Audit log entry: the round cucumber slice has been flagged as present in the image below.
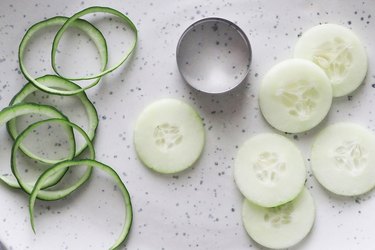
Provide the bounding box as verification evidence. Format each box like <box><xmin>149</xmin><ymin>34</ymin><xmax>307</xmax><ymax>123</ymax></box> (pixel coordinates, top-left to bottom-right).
<box><xmin>134</xmin><ymin>98</ymin><xmax>205</xmax><ymax>174</ymax></box>
<box><xmin>294</xmin><ymin>24</ymin><xmax>367</xmax><ymax>97</ymax></box>
<box><xmin>259</xmin><ymin>59</ymin><xmax>332</xmax><ymax>133</ymax></box>
<box><xmin>242</xmin><ymin>187</ymin><xmax>315</xmax><ymax>249</ymax></box>
<box><xmin>234</xmin><ymin>133</ymin><xmax>306</xmax><ymax>207</ymax></box>
<box><xmin>311</xmin><ymin>122</ymin><xmax>375</xmax><ymax>196</ymax></box>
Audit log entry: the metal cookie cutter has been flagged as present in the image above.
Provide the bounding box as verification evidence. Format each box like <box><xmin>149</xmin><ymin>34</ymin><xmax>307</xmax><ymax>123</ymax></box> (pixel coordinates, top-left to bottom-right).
<box><xmin>176</xmin><ymin>17</ymin><xmax>252</xmax><ymax>94</ymax></box>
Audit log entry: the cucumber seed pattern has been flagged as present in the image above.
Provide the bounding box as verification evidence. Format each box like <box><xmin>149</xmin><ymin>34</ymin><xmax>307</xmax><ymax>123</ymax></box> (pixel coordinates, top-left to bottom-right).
<box><xmin>334</xmin><ymin>140</ymin><xmax>367</xmax><ymax>175</ymax></box>
<box><xmin>253</xmin><ymin>152</ymin><xmax>286</xmax><ymax>185</ymax></box>
<box><xmin>154</xmin><ymin>123</ymin><xmax>183</xmax><ymax>150</ymax></box>
<box><xmin>312</xmin><ymin>37</ymin><xmax>353</xmax><ymax>85</ymax></box>
<box><xmin>263</xmin><ymin>202</ymin><xmax>294</xmax><ymax>227</ymax></box>
<box><xmin>276</xmin><ymin>81</ymin><xmax>319</xmax><ymax>120</ymax></box>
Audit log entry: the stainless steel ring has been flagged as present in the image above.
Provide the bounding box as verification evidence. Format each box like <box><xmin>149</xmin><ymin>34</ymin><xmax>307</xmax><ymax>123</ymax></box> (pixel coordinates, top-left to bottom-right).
<box><xmin>176</xmin><ymin>17</ymin><xmax>252</xmax><ymax>94</ymax></box>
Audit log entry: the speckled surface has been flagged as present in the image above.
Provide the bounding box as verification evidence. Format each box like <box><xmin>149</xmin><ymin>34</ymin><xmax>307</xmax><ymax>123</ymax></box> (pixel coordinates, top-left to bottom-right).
<box><xmin>0</xmin><ymin>0</ymin><xmax>374</xmax><ymax>249</ymax></box>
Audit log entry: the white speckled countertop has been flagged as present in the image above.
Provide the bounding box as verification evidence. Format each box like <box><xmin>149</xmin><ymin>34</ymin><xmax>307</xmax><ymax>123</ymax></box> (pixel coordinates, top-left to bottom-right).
<box><xmin>0</xmin><ymin>0</ymin><xmax>374</xmax><ymax>249</ymax></box>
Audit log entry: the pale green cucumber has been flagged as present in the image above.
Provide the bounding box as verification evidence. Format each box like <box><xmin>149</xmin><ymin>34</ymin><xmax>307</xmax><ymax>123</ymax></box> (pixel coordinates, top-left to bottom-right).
<box><xmin>259</xmin><ymin>58</ymin><xmax>332</xmax><ymax>133</ymax></box>
<box><xmin>134</xmin><ymin>98</ymin><xmax>205</xmax><ymax>174</ymax></box>
<box><xmin>234</xmin><ymin>133</ymin><xmax>306</xmax><ymax>207</ymax></box>
<box><xmin>311</xmin><ymin>122</ymin><xmax>375</xmax><ymax>196</ymax></box>
<box><xmin>242</xmin><ymin>188</ymin><xmax>315</xmax><ymax>249</ymax></box>
<box><xmin>294</xmin><ymin>24</ymin><xmax>367</xmax><ymax>97</ymax></box>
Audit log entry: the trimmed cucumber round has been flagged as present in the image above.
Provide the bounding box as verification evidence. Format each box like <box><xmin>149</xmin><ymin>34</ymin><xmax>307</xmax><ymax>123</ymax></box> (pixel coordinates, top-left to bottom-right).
<box><xmin>259</xmin><ymin>59</ymin><xmax>332</xmax><ymax>133</ymax></box>
<box><xmin>294</xmin><ymin>24</ymin><xmax>367</xmax><ymax>97</ymax></box>
<box><xmin>29</xmin><ymin>159</ymin><xmax>132</xmax><ymax>250</ymax></box>
<box><xmin>8</xmin><ymin>75</ymin><xmax>99</xmax><ymax>157</ymax></box>
<box><xmin>311</xmin><ymin>122</ymin><xmax>375</xmax><ymax>196</ymax></box>
<box><xmin>234</xmin><ymin>133</ymin><xmax>306</xmax><ymax>207</ymax></box>
<box><xmin>19</xmin><ymin>16</ymin><xmax>108</xmax><ymax>95</ymax></box>
<box><xmin>242</xmin><ymin>187</ymin><xmax>315</xmax><ymax>249</ymax></box>
<box><xmin>134</xmin><ymin>99</ymin><xmax>205</xmax><ymax>174</ymax></box>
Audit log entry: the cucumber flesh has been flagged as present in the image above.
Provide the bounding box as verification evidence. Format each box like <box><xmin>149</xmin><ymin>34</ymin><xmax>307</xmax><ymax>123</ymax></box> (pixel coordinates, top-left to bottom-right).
<box><xmin>259</xmin><ymin>59</ymin><xmax>332</xmax><ymax>133</ymax></box>
<box><xmin>294</xmin><ymin>24</ymin><xmax>367</xmax><ymax>97</ymax></box>
<box><xmin>8</xmin><ymin>75</ymin><xmax>99</xmax><ymax>157</ymax></box>
<box><xmin>134</xmin><ymin>99</ymin><xmax>205</xmax><ymax>174</ymax></box>
<box><xmin>234</xmin><ymin>133</ymin><xmax>306</xmax><ymax>207</ymax></box>
<box><xmin>242</xmin><ymin>187</ymin><xmax>315</xmax><ymax>249</ymax></box>
<box><xmin>29</xmin><ymin>159</ymin><xmax>132</xmax><ymax>250</ymax></box>
<box><xmin>311</xmin><ymin>122</ymin><xmax>375</xmax><ymax>196</ymax></box>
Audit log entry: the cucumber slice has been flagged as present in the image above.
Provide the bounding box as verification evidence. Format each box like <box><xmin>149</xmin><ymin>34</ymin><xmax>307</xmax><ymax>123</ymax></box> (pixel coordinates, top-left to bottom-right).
<box><xmin>259</xmin><ymin>59</ymin><xmax>332</xmax><ymax>133</ymax></box>
<box><xmin>242</xmin><ymin>187</ymin><xmax>315</xmax><ymax>249</ymax></box>
<box><xmin>234</xmin><ymin>133</ymin><xmax>306</xmax><ymax>207</ymax></box>
<box><xmin>8</xmin><ymin>75</ymin><xmax>99</xmax><ymax>157</ymax></box>
<box><xmin>134</xmin><ymin>98</ymin><xmax>205</xmax><ymax>174</ymax></box>
<box><xmin>294</xmin><ymin>24</ymin><xmax>367</xmax><ymax>97</ymax></box>
<box><xmin>11</xmin><ymin>118</ymin><xmax>94</xmax><ymax>200</ymax></box>
<box><xmin>19</xmin><ymin>16</ymin><xmax>108</xmax><ymax>95</ymax></box>
<box><xmin>29</xmin><ymin>159</ymin><xmax>132</xmax><ymax>250</ymax></box>
<box><xmin>311</xmin><ymin>122</ymin><xmax>375</xmax><ymax>196</ymax></box>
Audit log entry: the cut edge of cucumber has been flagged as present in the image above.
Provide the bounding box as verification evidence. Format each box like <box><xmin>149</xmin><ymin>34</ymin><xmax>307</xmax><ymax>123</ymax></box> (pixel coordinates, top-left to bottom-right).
<box><xmin>311</xmin><ymin>122</ymin><xmax>375</xmax><ymax>196</ymax></box>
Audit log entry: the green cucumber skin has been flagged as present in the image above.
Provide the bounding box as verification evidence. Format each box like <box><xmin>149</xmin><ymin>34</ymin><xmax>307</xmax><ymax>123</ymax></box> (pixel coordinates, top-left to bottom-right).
<box><xmin>7</xmin><ymin>75</ymin><xmax>99</xmax><ymax>158</ymax></box>
<box><xmin>134</xmin><ymin>98</ymin><xmax>205</xmax><ymax>174</ymax></box>
<box><xmin>11</xmin><ymin>118</ymin><xmax>94</xmax><ymax>200</ymax></box>
<box><xmin>2</xmin><ymin>7</ymin><xmax>135</xmax><ymax>249</ymax></box>
<box><xmin>0</xmin><ymin>103</ymin><xmax>74</xmax><ymax>188</ymax></box>
<box><xmin>29</xmin><ymin>159</ymin><xmax>132</xmax><ymax>250</ymax></box>
<box><xmin>18</xmin><ymin>16</ymin><xmax>108</xmax><ymax>95</ymax></box>
<box><xmin>51</xmin><ymin>6</ymin><xmax>138</xmax><ymax>80</ymax></box>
